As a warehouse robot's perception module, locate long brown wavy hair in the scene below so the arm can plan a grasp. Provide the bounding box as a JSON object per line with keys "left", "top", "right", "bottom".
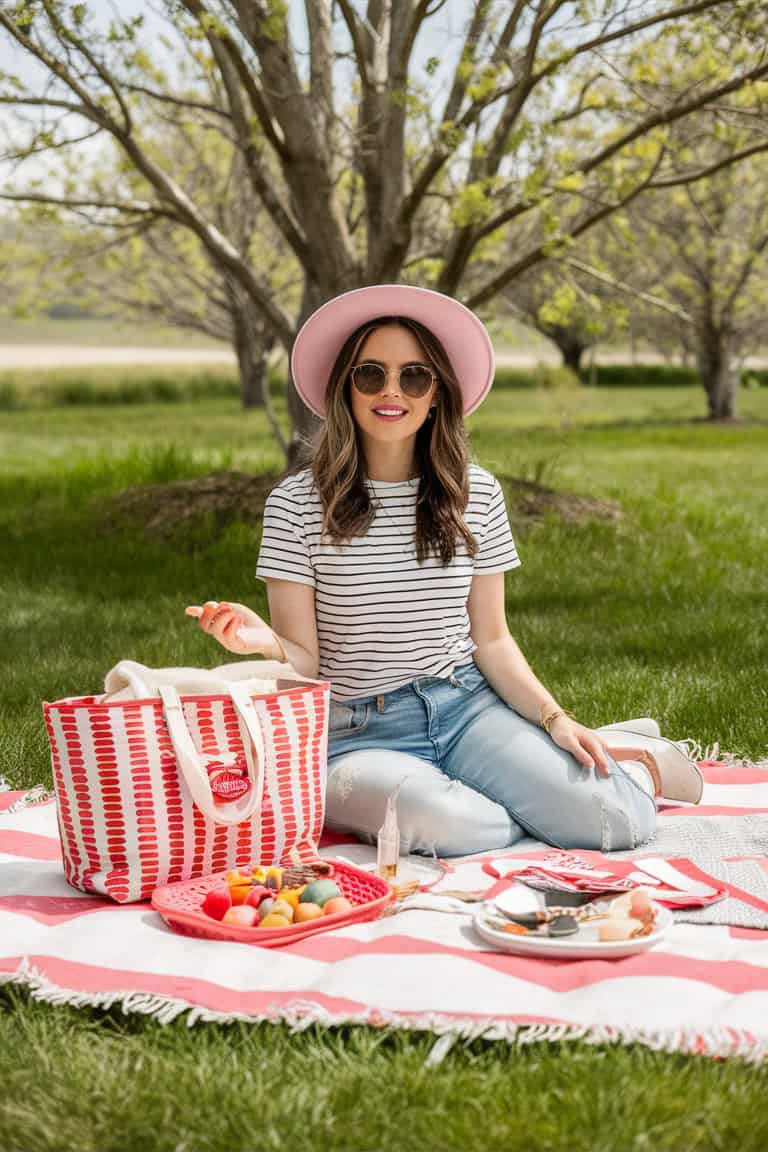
{"left": 288, "top": 316, "right": 479, "bottom": 565}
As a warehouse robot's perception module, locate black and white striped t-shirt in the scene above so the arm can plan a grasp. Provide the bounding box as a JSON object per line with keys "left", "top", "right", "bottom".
{"left": 255, "top": 463, "right": 521, "bottom": 702}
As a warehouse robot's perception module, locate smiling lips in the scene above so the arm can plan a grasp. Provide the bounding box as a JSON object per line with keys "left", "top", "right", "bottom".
{"left": 372, "top": 406, "right": 407, "bottom": 420}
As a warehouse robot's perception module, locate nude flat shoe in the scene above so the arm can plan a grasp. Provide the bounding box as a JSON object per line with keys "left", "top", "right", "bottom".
{"left": 596, "top": 717, "right": 661, "bottom": 738}
{"left": 596, "top": 728, "right": 704, "bottom": 804}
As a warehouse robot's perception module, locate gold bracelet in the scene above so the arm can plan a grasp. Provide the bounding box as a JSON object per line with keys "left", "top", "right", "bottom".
{"left": 540, "top": 705, "right": 576, "bottom": 734}
{"left": 271, "top": 629, "right": 289, "bottom": 663}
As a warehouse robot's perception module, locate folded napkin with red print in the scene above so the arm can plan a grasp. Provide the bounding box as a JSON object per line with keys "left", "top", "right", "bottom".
{"left": 485, "top": 851, "right": 728, "bottom": 909}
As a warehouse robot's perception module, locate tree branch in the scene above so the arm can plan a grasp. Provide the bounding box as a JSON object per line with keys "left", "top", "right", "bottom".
{"left": 305, "top": 0, "right": 335, "bottom": 155}
{"left": 531, "top": 0, "right": 733, "bottom": 88}
{"left": 467, "top": 56, "right": 768, "bottom": 260}
{"left": 337, "top": 0, "right": 371, "bottom": 89}
{"left": 179, "top": 0, "right": 288, "bottom": 159}
{"left": 0, "top": 191, "right": 172, "bottom": 217}
{"left": 465, "top": 147, "right": 667, "bottom": 310}
{"left": 41, "top": 0, "right": 133, "bottom": 132}
{"left": 720, "top": 229, "right": 768, "bottom": 319}
{"left": 2, "top": 124, "right": 102, "bottom": 161}
{"left": 180, "top": 6, "right": 310, "bottom": 267}
{"left": 551, "top": 72, "right": 607, "bottom": 126}
{"left": 0, "top": 7, "right": 297, "bottom": 349}
{"left": 0, "top": 94, "right": 87, "bottom": 115}
{"left": 563, "top": 256, "right": 693, "bottom": 323}
{"left": 397, "top": 0, "right": 722, "bottom": 251}
{"left": 122, "top": 82, "right": 230, "bottom": 119}
{"left": 382, "top": 0, "right": 494, "bottom": 269}
{"left": 0, "top": 12, "right": 121, "bottom": 133}
{"left": 647, "top": 141, "right": 768, "bottom": 188}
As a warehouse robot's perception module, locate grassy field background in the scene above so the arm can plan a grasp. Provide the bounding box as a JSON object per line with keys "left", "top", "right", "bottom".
{"left": 1, "top": 368, "right": 767, "bottom": 1150}
{"left": 0, "top": 314, "right": 551, "bottom": 350}
{"left": 0, "top": 317, "right": 230, "bottom": 347}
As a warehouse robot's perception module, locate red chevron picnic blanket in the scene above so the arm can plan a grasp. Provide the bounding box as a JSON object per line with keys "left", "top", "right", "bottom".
{"left": 2, "top": 760, "right": 768, "bottom": 1060}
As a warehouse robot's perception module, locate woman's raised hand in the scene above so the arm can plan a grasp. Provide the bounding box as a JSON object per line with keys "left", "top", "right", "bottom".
{"left": 547, "top": 716, "right": 612, "bottom": 778}
{"left": 185, "top": 600, "right": 280, "bottom": 657}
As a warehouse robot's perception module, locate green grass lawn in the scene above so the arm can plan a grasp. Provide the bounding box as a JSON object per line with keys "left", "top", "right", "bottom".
{"left": 1, "top": 376, "right": 767, "bottom": 1150}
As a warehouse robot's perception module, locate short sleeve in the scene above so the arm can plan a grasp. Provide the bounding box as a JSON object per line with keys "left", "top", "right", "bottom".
{"left": 474, "top": 477, "right": 522, "bottom": 573}
{"left": 255, "top": 483, "right": 316, "bottom": 588}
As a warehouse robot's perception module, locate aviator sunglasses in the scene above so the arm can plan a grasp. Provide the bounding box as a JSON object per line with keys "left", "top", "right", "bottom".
{"left": 350, "top": 361, "right": 438, "bottom": 399}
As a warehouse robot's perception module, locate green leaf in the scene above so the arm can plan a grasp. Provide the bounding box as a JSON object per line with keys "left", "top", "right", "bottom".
{"left": 259, "top": 0, "right": 288, "bottom": 42}
{"left": 450, "top": 182, "right": 493, "bottom": 227}
{"left": 554, "top": 173, "right": 586, "bottom": 193}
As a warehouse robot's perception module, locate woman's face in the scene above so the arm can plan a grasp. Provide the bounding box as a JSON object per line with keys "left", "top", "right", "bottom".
{"left": 348, "top": 324, "right": 440, "bottom": 444}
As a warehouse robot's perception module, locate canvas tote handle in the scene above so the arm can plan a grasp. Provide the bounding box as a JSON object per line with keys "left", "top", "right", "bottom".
{"left": 158, "top": 682, "right": 266, "bottom": 825}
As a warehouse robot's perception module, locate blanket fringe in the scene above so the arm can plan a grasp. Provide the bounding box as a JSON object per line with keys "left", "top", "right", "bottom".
{"left": 3, "top": 959, "right": 768, "bottom": 1065}
{"left": 672, "top": 740, "right": 768, "bottom": 770}
{"left": 718, "top": 752, "right": 768, "bottom": 771}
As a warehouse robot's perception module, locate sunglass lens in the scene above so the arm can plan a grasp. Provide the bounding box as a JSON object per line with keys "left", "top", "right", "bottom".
{"left": 353, "top": 364, "right": 386, "bottom": 393}
{"left": 400, "top": 365, "right": 433, "bottom": 397}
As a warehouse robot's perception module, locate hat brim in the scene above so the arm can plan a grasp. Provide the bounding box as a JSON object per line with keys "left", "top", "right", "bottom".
{"left": 289, "top": 284, "right": 494, "bottom": 418}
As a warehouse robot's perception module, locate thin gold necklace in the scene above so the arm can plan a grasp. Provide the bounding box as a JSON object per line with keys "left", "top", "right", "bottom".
{"left": 369, "top": 481, "right": 418, "bottom": 558}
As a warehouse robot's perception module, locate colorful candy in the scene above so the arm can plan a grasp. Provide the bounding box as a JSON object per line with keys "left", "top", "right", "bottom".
{"left": 294, "top": 903, "right": 324, "bottom": 923}
{"left": 256, "top": 898, "right": 276, "bottom": 921}
{"left": 201, "top": 860, "right": 354, "bottom": 929}
{"left": 221, "top": 905, "right": 258, "bottom": 927}
{"left": 201, "top": 886, "right": 232, "bottom": 921}
{"left": 259, "top": 912, "right": 292, "bottom": 928}
{"left": 322, "top": 896, "right": 352, "bottom": 917}
{"left": 300, "top": 879, "right": 342, "bottom": 906}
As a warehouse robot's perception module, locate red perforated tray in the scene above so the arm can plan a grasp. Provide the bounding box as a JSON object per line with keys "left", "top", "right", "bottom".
{"left": 151, "top": 860, "right": 394, "bottom": 948}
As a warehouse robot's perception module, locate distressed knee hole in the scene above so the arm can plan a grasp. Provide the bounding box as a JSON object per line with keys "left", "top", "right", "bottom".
{"left": 599, "top": 797, "right": 642, "bottom": 851}
{"left": 329, "top": 760, "right": 364, "bottom": 802}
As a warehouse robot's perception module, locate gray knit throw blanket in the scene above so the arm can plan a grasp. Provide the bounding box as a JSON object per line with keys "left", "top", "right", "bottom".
{"left": 611, "top": 812, "right": 768, "bottom": 929}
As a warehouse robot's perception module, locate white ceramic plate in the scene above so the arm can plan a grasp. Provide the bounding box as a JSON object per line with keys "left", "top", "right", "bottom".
{"left": 473, "top": 899, "right": 672, "bottom": 959}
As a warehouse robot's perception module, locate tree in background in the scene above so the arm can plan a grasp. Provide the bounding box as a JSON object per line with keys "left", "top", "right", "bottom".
{"left": 554, "top": 102, "right": 768, "bottom": 420}
{"left": 3, "top": 2, "right": 768, "bottom": 459}
{"left": 39, "top": 204, "right": 294, "bottom": 448}
{"left": 631, "top": 158, "right": 768, "bottom": 419}
{"left": 500, "top": 246, "right": 630, "bottom": 375}
{"left": 3, "top": 56, "right": 302, "bottom": 438}
{"left": 25, "top": 132, "right": 301, "bottom": 447}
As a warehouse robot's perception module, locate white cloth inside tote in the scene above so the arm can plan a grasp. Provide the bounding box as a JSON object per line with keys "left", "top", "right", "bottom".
{"left": 101, "top": 658, "right": 292, "bottom": 702}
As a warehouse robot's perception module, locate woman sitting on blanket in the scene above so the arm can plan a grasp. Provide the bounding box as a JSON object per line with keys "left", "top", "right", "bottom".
{"left": 187, "top": 284, "right": 702, "bottom": 858}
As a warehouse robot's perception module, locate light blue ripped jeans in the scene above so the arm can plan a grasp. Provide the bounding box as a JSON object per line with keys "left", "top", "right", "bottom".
{"left": 325, "top": 660, "right": 657, "bottom": 857}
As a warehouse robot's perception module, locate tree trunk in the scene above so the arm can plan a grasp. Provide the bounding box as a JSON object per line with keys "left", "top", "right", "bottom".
{"left": 228, "top": 281, "right": 289, "bottom": 457}
{"left": 227, "top": 280, "right": 269, "bottom": 409}
{"left": 561, "top": 338, "right": 586, "bottom": 375}
{"left": 234, "top": 323, "right": 267, "bottom": 409}
{"left": 284, "top": 280, "right": 327, "bottom": 472}
{"left": 696, "top": 324, "right": 739, "bottom": 420}
{"left": 541, "top": 324, "right": 587, "bottom": 374}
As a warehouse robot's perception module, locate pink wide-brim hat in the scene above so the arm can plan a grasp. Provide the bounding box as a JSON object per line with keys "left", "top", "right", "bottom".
{"left": 290, "top": 284, "right": 495, "bottom": 418}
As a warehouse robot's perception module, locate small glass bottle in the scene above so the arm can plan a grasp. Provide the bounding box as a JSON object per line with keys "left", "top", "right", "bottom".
{"left": 376, "top": 782, "right": 402, "bottom": 881}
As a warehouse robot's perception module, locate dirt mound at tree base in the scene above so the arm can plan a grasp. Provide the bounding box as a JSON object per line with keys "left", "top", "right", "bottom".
{"left": 98, "top": 470, "right": 621, "bottom": 547}
{"left": 501, "top": 477, "right": 622, "bottom": 524}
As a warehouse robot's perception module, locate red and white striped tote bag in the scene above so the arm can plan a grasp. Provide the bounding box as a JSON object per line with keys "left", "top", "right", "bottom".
{"left": 42, "top": 676, "right": 330, "bottom": 903}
